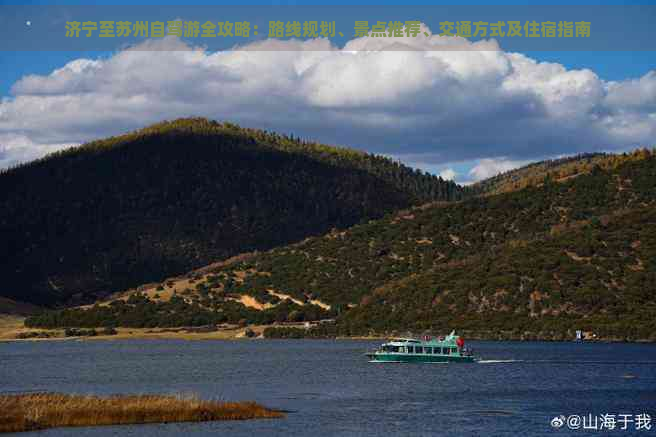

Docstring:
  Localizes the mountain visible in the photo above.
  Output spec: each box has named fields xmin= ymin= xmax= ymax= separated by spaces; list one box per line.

xmin=0 ymin=118 xmax=466 ymax=307
xmin=340 ymin=205 xmax=656 ymax=340
xmin=470 ymin=151 xmax=649 ymax=196
xmin=26 ymin=148 xmax=656 ymax=341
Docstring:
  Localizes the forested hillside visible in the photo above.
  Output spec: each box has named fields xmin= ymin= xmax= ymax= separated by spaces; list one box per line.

xmin=27 ymin=149 xmax=656 ymax=340
xmin=471 ymin=151 xmax=652 ymax=196
xmin=340 ymin=206 xmax=656 ymax=340
xmin=0 ymin=118 xmax=464 ymax=307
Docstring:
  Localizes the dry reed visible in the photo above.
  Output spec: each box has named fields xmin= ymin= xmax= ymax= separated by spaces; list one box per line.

xmin=0 ymin=392 xmax=283 ymax=433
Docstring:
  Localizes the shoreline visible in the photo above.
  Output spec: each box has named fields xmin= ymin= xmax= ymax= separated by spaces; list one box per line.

xmin=2 ymin=329 xmax=654 ymax=346
xmin=3 ymin=334 xmax=653 ymax=344
xmin=3 ymin=314 xmax=654 ymax=344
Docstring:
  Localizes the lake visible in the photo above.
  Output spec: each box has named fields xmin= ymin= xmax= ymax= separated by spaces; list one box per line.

xmin=1 ymin=339 xmax=655 ymax=436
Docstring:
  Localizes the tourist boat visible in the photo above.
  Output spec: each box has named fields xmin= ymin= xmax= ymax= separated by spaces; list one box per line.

xmin=365 ymin=331 xmax=476 ymax=363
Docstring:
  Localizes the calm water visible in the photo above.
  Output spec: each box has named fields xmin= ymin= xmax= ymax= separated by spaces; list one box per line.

xmin=1 ymin=339 xmax=655 ymax=436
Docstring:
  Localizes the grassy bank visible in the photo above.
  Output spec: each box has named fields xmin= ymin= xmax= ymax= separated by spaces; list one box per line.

xmin=0 ymin=393 xmax=283 ymax=433
xmin=262 ymin=326 xmax=656 ymax=343
xmin=3 ymin=316 xmax=652 ymax=343
xmin=0 ymin=319 xmax=309 ymax=342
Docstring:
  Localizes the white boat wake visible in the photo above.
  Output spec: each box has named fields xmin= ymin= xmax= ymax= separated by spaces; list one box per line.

xmin=476 ymin=359 xmax=523 ymax=364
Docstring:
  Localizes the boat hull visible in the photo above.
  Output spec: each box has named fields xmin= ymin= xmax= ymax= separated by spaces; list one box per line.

xmin=366 ymin=353 xmax=475 ymax=363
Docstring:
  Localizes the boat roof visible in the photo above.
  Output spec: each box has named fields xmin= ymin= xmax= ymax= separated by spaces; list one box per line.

xmin=389 ymin=338 xmax=422 ymax=343
xmin=385 ymin=331 xmax=459 ymax=345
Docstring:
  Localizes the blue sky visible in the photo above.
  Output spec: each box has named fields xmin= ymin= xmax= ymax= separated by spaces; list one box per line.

xmin=1 ymin=0 xmax=654 ymax=93
xmin=1 ymin=0 xmax=654 ymax=183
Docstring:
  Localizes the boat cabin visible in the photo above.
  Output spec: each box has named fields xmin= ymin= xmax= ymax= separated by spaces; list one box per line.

xmin=366 ymin=331 xmax=475 ymax=363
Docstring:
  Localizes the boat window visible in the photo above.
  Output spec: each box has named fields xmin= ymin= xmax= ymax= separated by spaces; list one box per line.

xmin=424 ymin=347 xmax=432 ymax=354
xmin=415 ymin=346 xmax=423 ymax=354
xmin=399 ymin=347 xmax=406 ymax=353
xmin=407 ymin=346 xmax=414 ymax=353
xmin=451 ymin=347 xmax=457 ymax=354
xmin=443 ymin=347 xmax=450 ymax=355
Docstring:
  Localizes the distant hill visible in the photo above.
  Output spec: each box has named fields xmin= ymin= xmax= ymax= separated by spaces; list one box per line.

xmin=0 ymin=118 xmax=465 ymax=307
xmin=27 ymin=148 xmax=656 ymax=341
xmin=470 ymin=151 xmax=652 ymax=196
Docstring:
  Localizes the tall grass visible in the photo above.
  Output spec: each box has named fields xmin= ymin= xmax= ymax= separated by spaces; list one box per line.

xmin=0 ymin=393 xmax=283 ymax=433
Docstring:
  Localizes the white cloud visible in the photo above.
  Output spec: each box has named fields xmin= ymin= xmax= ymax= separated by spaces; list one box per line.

xmin=604 ymin=70 xmax=656 ymax=111
xmin=468 ymin=158 xmax=530 ymax=181
xmin=439 ymin=168 xmax=457 ymax=181
xmin=0 ymin=133 xmax=74 ymax=169
xmin=0 ymin=27 xmax=655 ymax=171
